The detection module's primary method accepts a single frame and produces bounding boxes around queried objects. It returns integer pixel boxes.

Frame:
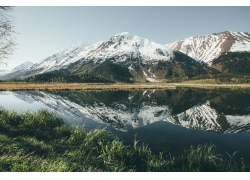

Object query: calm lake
[1,88,250,163]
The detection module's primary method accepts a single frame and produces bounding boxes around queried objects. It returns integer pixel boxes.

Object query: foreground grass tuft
[0,107,248,172]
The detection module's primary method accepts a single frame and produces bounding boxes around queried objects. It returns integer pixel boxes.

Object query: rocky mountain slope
[166,31,250,65]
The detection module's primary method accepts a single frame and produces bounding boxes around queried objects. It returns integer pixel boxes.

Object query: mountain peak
[109,32,134,42]
[55,42,90,54]
[81,32,174,65]
[114,32,130,36]
[12,61,34,72]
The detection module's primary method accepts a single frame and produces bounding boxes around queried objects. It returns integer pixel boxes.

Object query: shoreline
[1,82,250,91]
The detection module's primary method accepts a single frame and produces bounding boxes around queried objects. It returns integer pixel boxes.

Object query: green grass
[0,107,248,172]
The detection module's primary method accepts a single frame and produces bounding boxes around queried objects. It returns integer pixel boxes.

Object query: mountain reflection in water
[2,88,250,134]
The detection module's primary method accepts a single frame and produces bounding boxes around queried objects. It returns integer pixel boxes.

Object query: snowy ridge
[0,61,34,79]
[77,32,174,64]
[166,31,250,65]
[12,61,34,72]
[27,42,91,74]
[230,32,250,52]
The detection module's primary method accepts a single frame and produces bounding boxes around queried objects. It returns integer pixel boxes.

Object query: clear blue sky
[1,3,250,70]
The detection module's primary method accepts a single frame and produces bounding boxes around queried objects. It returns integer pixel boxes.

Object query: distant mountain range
[1,31,250,82]
[0,61,34,77]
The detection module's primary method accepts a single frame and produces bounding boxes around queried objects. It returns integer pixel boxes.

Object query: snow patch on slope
[230,32,250,52]
[143,70,161,82]
[128,64,134,71]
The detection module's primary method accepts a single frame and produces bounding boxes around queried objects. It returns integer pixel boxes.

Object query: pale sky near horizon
[1,3,250,70]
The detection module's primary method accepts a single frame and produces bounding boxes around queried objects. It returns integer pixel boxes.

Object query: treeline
[184,74,250,84]
[212,51,250,75]
[5,72,113,83]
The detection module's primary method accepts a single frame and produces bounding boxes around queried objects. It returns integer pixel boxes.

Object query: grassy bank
[0,107,247,172]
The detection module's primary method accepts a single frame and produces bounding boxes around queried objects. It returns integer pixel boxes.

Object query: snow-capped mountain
[0,61,34,80]
[67,32,180,82]
[0,42,91,80]
[12,61,34,72]
[0,62,33,78]
[3,31,249,81]
[27,32,174,74]
[76,32,174,64]
[166,31,250,65]
[0,32,191,81]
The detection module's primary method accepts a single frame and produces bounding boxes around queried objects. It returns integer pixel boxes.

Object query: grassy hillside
[0,108,247,172]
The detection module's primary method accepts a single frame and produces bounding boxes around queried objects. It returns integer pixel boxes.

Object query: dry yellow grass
[1,82,250,91]
[173,83,250,89]
[0,82,176,91]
